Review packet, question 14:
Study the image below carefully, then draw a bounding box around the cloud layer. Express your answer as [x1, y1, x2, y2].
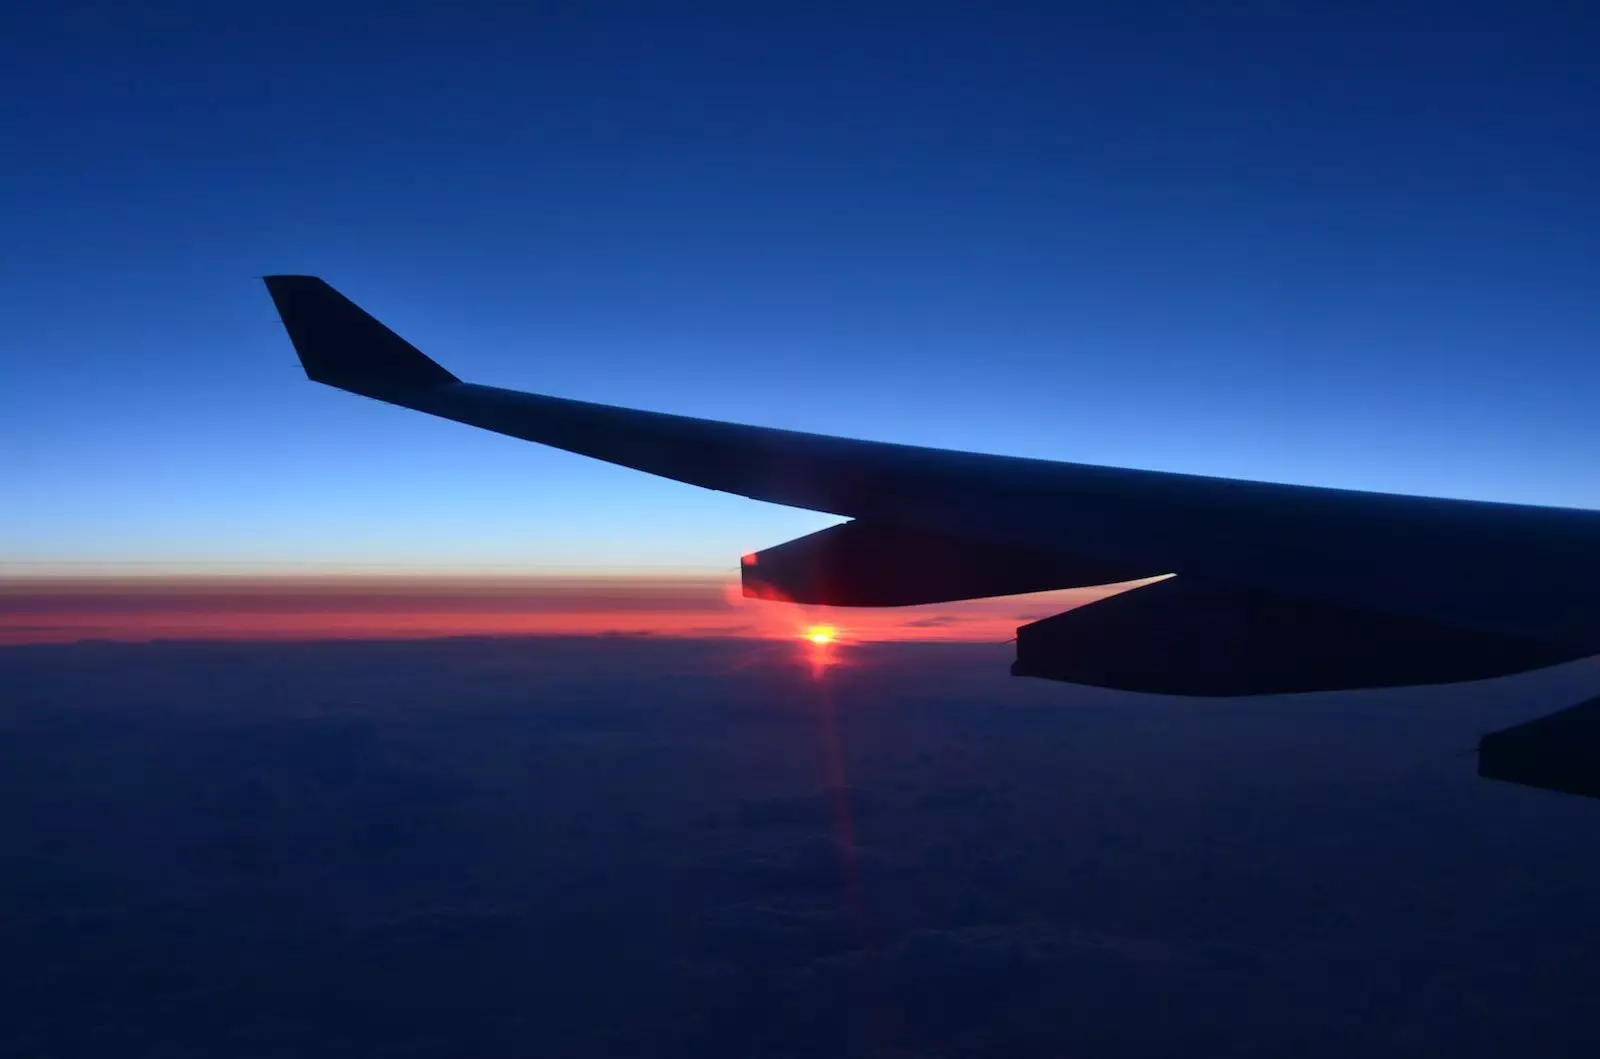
[2, 637, 1598, 1056]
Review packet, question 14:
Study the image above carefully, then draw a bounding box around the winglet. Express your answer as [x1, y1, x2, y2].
[263, 275, 459, 395]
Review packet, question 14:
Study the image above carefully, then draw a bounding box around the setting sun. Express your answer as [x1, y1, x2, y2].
[805, 624, 837, 645]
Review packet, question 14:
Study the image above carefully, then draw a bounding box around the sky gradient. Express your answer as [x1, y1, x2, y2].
[4, 2, 1596, 582]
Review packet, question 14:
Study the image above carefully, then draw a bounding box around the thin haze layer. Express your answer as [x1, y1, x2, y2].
[0, 575, 1127, 645]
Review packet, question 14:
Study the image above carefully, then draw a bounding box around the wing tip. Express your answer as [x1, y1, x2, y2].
[263, 275, 460, 394]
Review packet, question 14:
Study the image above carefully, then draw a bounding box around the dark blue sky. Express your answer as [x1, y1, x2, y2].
[5, 2, 1595, 572]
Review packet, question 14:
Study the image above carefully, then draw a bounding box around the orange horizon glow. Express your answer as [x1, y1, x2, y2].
[0, 574, 1149, 647]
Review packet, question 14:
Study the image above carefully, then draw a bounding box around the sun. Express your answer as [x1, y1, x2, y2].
[805, 624, 837, 645]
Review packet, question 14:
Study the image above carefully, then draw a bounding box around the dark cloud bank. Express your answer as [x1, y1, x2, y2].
[2, 637, 1598, 1058]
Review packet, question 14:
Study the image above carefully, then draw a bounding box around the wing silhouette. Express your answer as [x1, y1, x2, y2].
[265, 275, 1600, 794]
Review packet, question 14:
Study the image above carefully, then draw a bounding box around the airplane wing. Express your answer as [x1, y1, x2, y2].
[264, 274, 1600, 766]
